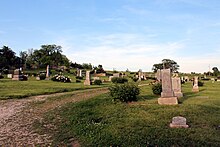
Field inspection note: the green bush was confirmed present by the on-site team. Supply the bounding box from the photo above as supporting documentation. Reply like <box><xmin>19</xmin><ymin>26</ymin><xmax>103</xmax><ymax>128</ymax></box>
<box><xmin>0</xmin><ymin>75</ymin><xmax>4</xmax><ymax>79</ymax></box>
<box><xmin>94</xmin><ymin>79</ymin><xmax>102</xmax><ymax>85</ymax></box>
<box><xmin>76</xmin><ymin>76</ymin><xmax>83</xmax><ymax>80</ymax></box>
<box><xmin>198</xmin><ymin>81</ymin><xmax>204</xmax><ymax>86</ymax></box>
<box><xmin>152</xmin><ymin>82</ymin><xmax>162</xmax><ymax>95</ymax></box>
<box><xmin>111</xmin><ymin>77</ymin><xmax>128</xmax><ymax>84</ymax></box>
<box><xmin>132</xmin><ymin>77</ymin><xmax>139</xmax><ymax>82</ymax></box>
<box><xmin>109</xmin><ymin>83</ymin><xmax>140</xmax><ymax>102</ymax></box>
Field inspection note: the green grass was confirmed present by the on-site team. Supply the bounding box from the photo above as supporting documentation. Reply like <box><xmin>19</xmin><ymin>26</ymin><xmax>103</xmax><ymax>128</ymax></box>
<box><xmin>36</xmin><ymin>80</ymin><xmax>220</xmax><ymax>146</ymax></box>
<box><xmin>0</xmin><ymin>78</ymin><xmax>107</xmax><ymax>99</ymax></box>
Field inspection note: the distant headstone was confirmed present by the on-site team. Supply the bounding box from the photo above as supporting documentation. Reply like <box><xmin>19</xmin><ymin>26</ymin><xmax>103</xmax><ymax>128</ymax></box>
<box><xmin>113</xmin><ymin>73</ymin><xmax>120</xmax><ymax>77</ymax></box>
<box><xmin>138</xmin><ymin>72</ymin><xmax>142</xmax><ymax>81</ymax></box>
<box><xmin>93</xmin><ymin>77</ymin><xmax>100</xmax><ymax>81</ymax></box>
<box><xmin>156</xmin><ymin>69</ymin><xmax>162</xmax><ymax>81</ymax></box>
<box><xmin>12</xmin><ymin>69</ymin><xmax>23</xmax><ymax>81</ymax></box>
<box><xmin>109</xmin><ymin>76</ymin><xmax>114</xmax><ymax>81</ymax></box>
<box><xmin>79</xmin><ymin>69</ymin><xmax>83</xmax><ymax>77</ymax></box>
<box><xmin>192</xmin><ymin>76</ymin><xmax>199</xmax><ymax>92</ymax></box>
<box><xmin>172</xmin><ymin>77</ymin><xmax>183</xmax><ymax>98</ymax></box>
<box><xmin>46</xmin><ymin>65</ymin><xmax>50</xmax><ymax>78</ymax></box>
<box><xmin>170</xmin><ymin>116</ymin><xmax>189</xmax><ymax>128</ymax></box>
<box><xmin>84</xmin><ymin>71</ymin><xmax>91</xmax><ymax>85</ymax></box>
<box><xmin>7</xmin><ymin>74</ymin><xmax>13</xmax><ymax>79</ymax></box>
<box><xmin>158</xmin><ymin>69</ymin><xmax>178</xmax><ymax>105</ymax></box>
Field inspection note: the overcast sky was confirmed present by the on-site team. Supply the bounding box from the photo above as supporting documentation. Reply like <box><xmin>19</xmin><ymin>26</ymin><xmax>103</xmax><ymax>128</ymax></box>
<box><xmin>1</xmin><ymin>0</ymin><xmax>220</xmax><ymax>73</ymax></box>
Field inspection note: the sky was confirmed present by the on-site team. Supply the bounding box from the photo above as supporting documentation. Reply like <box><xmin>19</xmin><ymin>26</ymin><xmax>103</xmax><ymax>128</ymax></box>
<box><xmin>1</xmin><ymin>0</ymin><xmax>220</xmax><ymax>73</ymax></box>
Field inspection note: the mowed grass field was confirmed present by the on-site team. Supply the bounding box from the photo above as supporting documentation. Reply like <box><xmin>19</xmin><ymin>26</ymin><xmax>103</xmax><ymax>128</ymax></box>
<box><xmin>35</xmin><ymin>80</ymin><xmax>220</xmax><ymax>146</ymax></box>
<box><xmin>0</xmin><ymin>77</ymin><xmax>106</xmax><ymax>99</ymax></box>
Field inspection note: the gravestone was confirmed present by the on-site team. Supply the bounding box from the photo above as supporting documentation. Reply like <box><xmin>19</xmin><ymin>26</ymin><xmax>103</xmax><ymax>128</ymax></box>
<box><xmin>46</xmin><ymin>65</ymin><xmax>50</xmax><ymax>78</ymax></box>
<box><xmin>113</xmin><ymin>73</ymin><xmax>120</xmax><ymax>77</ymax></box>
<box><xmin>7</xmin><ymin>74</ymin><xmax>13</xmax><ymax>79</ymax></box>
<box><xmin>158</xmin><ymin>69</ymin><xmax>178</xmax><ymax>105</ymax></box>
<box><xmin>172</xmin><ymin>77</ymin><xmax>183</xmax><ymax>98</ymax></box>
<box><xmin>170</xmin><ymin>116</ymin><xmax>189</xmax><ymax>128</ymax></box>
<box><xmin>192</xmin><ymin>76</ymin><xmax>199</xmax><ymax>92</ymax></box>
<box><xmin>12</xmin><ymin>69</ymin><xmax>23</xmax><ymax>81</ymax></box>
<box><xmin>156</xmin><ymin>69</ymin><xmax>162</xmax><ymax>81</ymax></box>
<box><xmin>138</xmin><ymin>71</ymin><xmax>142</xmax><ymax>81</ymax></box>
<box><xmin>109</xmin><ymin>76</ymin><xmax>114</xmax><ymax>81</ymax></box>
<box><xmin>84</xmin><ymin>71</ymin><xmax>91</xmax><ymax>85</ymax></box>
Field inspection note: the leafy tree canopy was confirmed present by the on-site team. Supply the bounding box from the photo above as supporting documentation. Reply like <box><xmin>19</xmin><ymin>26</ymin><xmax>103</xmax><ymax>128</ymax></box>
<box><xmin>152</xmin><ymin>59</ymin><xmax>179</xmax><ymax>73</ymax></box>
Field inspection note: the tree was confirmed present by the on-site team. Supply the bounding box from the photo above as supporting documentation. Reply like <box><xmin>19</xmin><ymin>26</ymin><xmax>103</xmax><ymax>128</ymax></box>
<box><xmin>0</xmin><ymin>46</ymin><xmax>17</xmax><ymax>69</ymax></box>
<box><xmin>82</xmin><ymin>63</ymin><xmax>92</xmax><ymax>70</ymax></box>
<box><xmin>19</xmin><ymin>51</ymin><xmax>28</xmax><ymax>69</ymax></box>
<box><xmin>152</xmin><ymin>59</ymin><xmax>179</xmax><ymax>73</ymax></box>
<box><xmin>212</xmin><ymin>67</ymin><xmax>219</xmax><ymax>77</ymax></box>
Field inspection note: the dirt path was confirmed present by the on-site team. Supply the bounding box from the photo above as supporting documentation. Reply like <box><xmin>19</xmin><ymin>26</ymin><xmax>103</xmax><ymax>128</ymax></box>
<box><xmin>0</xmin><ymin>88</ymin><xmax>109</xmax><ymax>146</ymax></box>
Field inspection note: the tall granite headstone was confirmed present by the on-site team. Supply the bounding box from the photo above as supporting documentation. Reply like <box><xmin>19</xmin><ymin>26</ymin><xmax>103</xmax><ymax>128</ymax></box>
<box><xmin>156</xmin><ymin>69</ymin><xmax>162</xmax><ymax>81</ymax></box>
<box><xmin>172</xmin><ymin>77</ymin><xmax>183</xmax><ymax>98</ymax></box>
<box><xmin>84</xmin><ymin>71</ymin><xmax>91</xmax><ymax>85</ymax></box>
<box><xmin>158</xmin><ymin>69</ymin><xmax>178</xmax><ymax>105</ymax></box>
<box><xmin>46</xmin><ymin>65</ymin><xmax>50</xmax><ymax>78</ymax></box>
<box><xmin>192</xmin><ymin>76</ymin><xmax>199</xmax><ymax>92</ymax></box>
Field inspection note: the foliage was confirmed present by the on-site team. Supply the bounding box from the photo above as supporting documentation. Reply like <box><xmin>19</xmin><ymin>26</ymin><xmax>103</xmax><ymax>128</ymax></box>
<box><xmin>212</xmin><ymin>67</ymin><xmax>219</xmax><ymax>77</ymax></box>
<box><xmin>93</xmin><ymin>79</ymin><xmax>102</xmax><ymax>85</ymax></box>
<box><xmin>21</xmin><ymin>75</ymin><xmax>28</xmax><ymax>81</ymax></box>
<box><xmin>198</xmin><ymin>81</ymin><xmax>204</xmax><ymax>86</ymax></box>
<box><xmin>152</xmin><ymin>82</ymin><xmax>162</xmax><ymax>95</ymax></box>
<box><xmin>0</xmin><ymin>46</ymin><xmax>21</xmax><ymax>69</ymax></box>
<box><xmin>152</xmin><ymin>59</ymin><xmax>179</xmax><ymax>72</ymax></box>
<box><xmin>82</xmin><ymin>63</ymin><xmax>92</xmax><ymax>70</ymax></box>
<box><xmin>51</xmin><ymin>74</ymin><xmax>71</xmax><ymax>83</ymax></box>
<box><xmin>76</xmin><ymin>76</ymin><xmax>83</xmax><ymax>80</ymax></box>
<box><xmin>39</xmin><ymin>74</ymin><xmax>46</xmax><ymax>80</ymax></box>
<box><xmin>111</xmin><ymin>77</ymin><xmax>128</xmax><ymax>84</ymax></box>
<box><xmin>131</xmin><ymin>77</ymin><xmax>139</xmax><ymax>82</ymax></box>
<box><xmin>93</xmin><ymin>64</ymin><xmax>105</xmax><ymax>73</ymax></box>
<box><xmin>109</xmin><ymin>83</ymin><xmax>140</xmax><ymax>102</ymax></box>
<box><xmin>0</xmin><ymin>75</ymin><xmax>4</xmax><ymax>79</ymax></box>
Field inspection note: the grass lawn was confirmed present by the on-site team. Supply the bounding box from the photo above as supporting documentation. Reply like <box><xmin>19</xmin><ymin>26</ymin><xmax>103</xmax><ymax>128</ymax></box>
<box><xmin>0</xmin><ymin>77</ymin><xmax>108</xmax><ymax>99</ymax></box>
<box><xmin>35</xmin><ymin>80</ymin><xmax>220</xmax><ymax>146</ymax></box>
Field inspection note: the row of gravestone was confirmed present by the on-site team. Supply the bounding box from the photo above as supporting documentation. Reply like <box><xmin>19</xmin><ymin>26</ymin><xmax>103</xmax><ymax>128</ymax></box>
<box><xmin>158</xmin><ymin>69</ymin><xmax>199</xmax><ymax>105</ymax></box>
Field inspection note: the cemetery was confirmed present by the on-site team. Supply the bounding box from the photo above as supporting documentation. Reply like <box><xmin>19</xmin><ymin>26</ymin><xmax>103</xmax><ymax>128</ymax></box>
<box><xmin>0</xmin><ymin>55</ymin><xmax>220</xmax><ymax>146</ymax></box>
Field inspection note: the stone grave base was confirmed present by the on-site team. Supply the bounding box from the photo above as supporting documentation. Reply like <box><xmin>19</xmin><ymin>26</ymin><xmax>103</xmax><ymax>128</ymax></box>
<box><xmin>12</xmin><ymin>75</ymin><xmax>23</xmax><ymax>81</ymax></box>
<box><xmin>84</xmin><ymin>80</ymin><xmax>91</xmax><ymax>85</ymax></box>
<box><xmin>192</xmin><ymin>88</ymin><xmax>199</xmax><ymax>92</ymax></box>
<box><xmin>158</xmin><ymin>97</ymin><xmax>178</xmax><ymax>105</ymax></box>
<box><xmin>174</xmin><ymin>92</ymin><xmax>183</xmax><ymax>98</ymax></box>
<box><xmin>169</xmin><ymin>123</ymin><xmax>189</xmax><ymax>128</ymax></box>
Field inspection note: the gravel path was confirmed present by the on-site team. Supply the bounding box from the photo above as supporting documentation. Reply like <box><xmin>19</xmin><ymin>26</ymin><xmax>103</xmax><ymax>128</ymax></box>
<box><xmin>0</xmin><ymin>88</ymin><xmax>108</xmax><ymax>146</ymax></box>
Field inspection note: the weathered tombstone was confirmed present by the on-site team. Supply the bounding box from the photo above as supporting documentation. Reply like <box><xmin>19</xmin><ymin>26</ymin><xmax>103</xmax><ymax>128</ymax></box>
<box><xmin>93</xmin><ymin>77</ymin><xmax>100</xmax><ymax>81</ymax></box>
<box><xmin>158</xmin><ymin>69</ymin><xmax>178</xmax><ymax>105</ymax></box>
<box><xmin>192</xmin><ymin>76</ymin><xmax>199</xmax><ymax>92</ymax></box>
<box><xmin>7</xmin><ymin>74</ymin><xmax>13</xmax><ymax>79</ymax></box>
<box><xmin>172</xmin><ymin>77</ymin><xmax>183</xmax><ymax>98</ymax></box>
<box><xmin>12</xmin><ymin>69</ymin><xmax>23</xmax><ymax>81</ymax></box>
<box><xmin>46</xmin><ymin>65</ymin><xmax>50</xmax><ymax>78</ymax></box>
<box><xmin>211</xmin><ymin>78</ymin><xmax>215</xmax><ymax>83</ymax></box>
<box><xmin>156</xmin><ymin>69</ymin><xmax>162</xmax><ymax>81</ymax></box>
<box><xmin>170</xmin><ymin>116</ymin><xmax>189</xmax><ymax>128</ymax></box>
<box><xmin>109</xmin><ymin>76</ymin><xmax>114</xmax><ymax>81</ymax></box>
<box><xmin>113</xmin><ymin>73</ymin><xmax>120</xmax><ymax>77</ymax></box>
<box><xmin>84</xmin><ymin>71</ymin><xmax>91</xmax><ymax>85</ymax></box>
<box><xmin>79</xmin><ymin>69</ymin><xmax>83</xmax><ymax>77</ymax></box>
<box><xmin>138</xmin><ymin>72</ymin><xmax>142</xmax><ymax>81</ymax></box>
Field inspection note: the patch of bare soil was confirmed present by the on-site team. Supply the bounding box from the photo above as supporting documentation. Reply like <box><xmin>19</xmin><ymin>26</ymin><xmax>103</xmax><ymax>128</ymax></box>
<box><xmin>0</xmin><ymin>88</ymin><xmax>108</xmax><ymax>146</ymax></box>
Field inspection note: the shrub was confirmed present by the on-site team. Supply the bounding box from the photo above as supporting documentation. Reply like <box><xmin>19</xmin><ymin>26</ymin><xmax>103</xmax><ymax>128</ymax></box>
<box><xmin>39</xmin><ymin>74</ymin><xmax>46</xmax><ymax>80</ymax></box>
<box><xmin>109</xmin><ymin>83</ymin><xmax>140</xmax><ymax>102</ymax></box>
<box><xmin>51</xmin><ymin>74</ymin><xmax>71</xmax><ymax>83</ymax></box>
<box><xmin>76</xmin><ymin>76</ymin><xmax>83</xmax><ymax>80</ymax></box>
<box><xmin>152</xmin><ymin>82</ymin><xmax>162</xmax><ymax>95</ymax></box>
<box><xmin>132</xmin><ymin>77</ymin><xmax>139</xmax><ymax>82</ymax></box>
<box><xmin>198</xmin><ymin>81</ymin><xmax>204</xmax><ymax>86</ymax></box>
<box><xmin>21</xmin><ymin>75</ymin><xmax>28</xmax><ymax>81</ymax></box>
<box><xmin>111</xmin><ymin>77</ymin><xmax>128</xmax><ymax>84</ymax></box>
<box><xmin>94</xmin><ymin>79</ymin><xmax>102</xmax><ymax>85</ymax></box>
<box><xmin>0</xmin><ymin>75</ymin><xmax>4</xmax><ymax>79</ymax></box>
<box><xmin>76</xmin><ymin>79</ymin><xmax>81</xmax><ymax>83</ymax></box>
